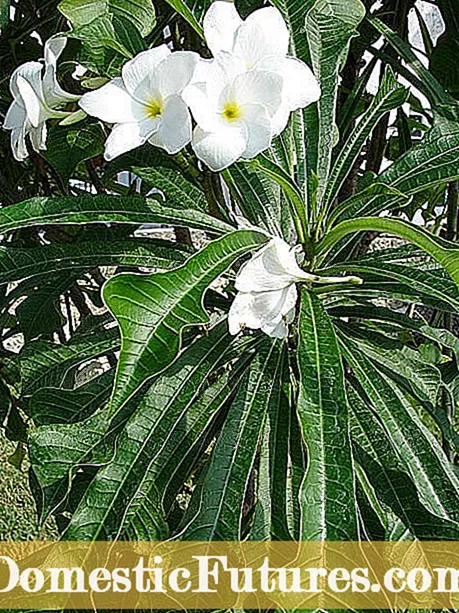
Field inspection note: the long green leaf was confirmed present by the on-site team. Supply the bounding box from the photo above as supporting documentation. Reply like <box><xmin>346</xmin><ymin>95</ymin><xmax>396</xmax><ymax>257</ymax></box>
<box><xmin>0</xmin><ymin>195</ymin><xmax>233</xmax><ymax>236</ymax></box>
<box><xmin>297</xmin><ymin>290</ymin><xmax>358</xmax><ymax>540</ymax></box>
<box><xmin>317</xmin><ymin>215</ymin><xmax>459</xmax><ymax>290</ymax></box>
<box><xmin>63</xmin><ymin>323</ymin><xmax>241</xmax><ymax>540</ymax></box>
<box><xmin>19</xmin><ymin>328</ymin><xmax>119</xmax><ymax>396</ymax></box>
<box><xmin>349</xmin><ymin>386</ymin><xmax>459</xmax><ymax>540</ymax></box>
<box><xmin>104</xmin><ymin>230</ymin><xmax>267</xmax><ymax>415</ymax></box>
<box><xmin>0</xmin><ymin>239</ymin><xmax>188</xmax><ymax>285</ymax></box>
<box><xmin>304</xmin><ymin>0</ymin><xmax>366</xmax><ymax>205</ymax></box>
<box><xmin>341</xmin><ymin>340</ymin><xmax>459</xmax><ymax>523</ymax></box>
<box><xmin>323</xmin><ymin>67</ymin><xmax>408</xmax><ymax>211</ymax></box>
<box><xmin>178</xmin><ymin>339</ymin><xmax>283</xmax><ymax>540</ymax></box>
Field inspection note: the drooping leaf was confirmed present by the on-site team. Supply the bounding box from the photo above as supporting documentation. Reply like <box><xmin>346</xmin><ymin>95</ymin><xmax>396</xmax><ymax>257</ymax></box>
<box><xmin>0</xmin><ymin>239</ymin><xmax>188</xmax><ymax>286</ymax></box>
<box><xmin>0</xmin><ymin>195</ymin><xmax>233</xmax><ymax>236</ymax></box>
<box><xmin>19</xmin><ymin>327</ymin><xmax>119</xmax><ymax>396</ymax></box>
<box><xmin>29</xmin><ymin>369</ymin><xmax>114</xmax><ymax>426</ymax></box>
<box><xmin>317</xmin><ymin>215</ymin><xmax>459</xmax><ymax>291</ymax></box>
<box><xmin>103</xmin><ymin>230</ymin><xmax>267</xmax><ymax>415</ymax></box>
<box><xmin>297</xmin><ymin>289</ymin><xmax>358</xmax><ymax>540</ymax></box>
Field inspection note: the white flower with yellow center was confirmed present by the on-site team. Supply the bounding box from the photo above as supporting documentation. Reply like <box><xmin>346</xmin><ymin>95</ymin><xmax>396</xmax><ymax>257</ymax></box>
<box><xmin>3</xmin><ymin>37</ymin><xmax>79</xmax><ymax>161</ymax></box>
<box><xmin>184</xmin><ymin>54</ymin><xmax>283</xmax><ymax>171</ymax></box>
<box><xmin>202</xmin><ymin>1</ymin><xmax>321</xmax><ymax>136</ymax></box>
<box><xmin>229</xmin><ymin>236</ymin><xmax>362</xmax><ymax>339</ymax></box>
<box><xmin>79</xmin><ymin>45</ymin><xmax>199</xmax><ymax>160</ymax></box>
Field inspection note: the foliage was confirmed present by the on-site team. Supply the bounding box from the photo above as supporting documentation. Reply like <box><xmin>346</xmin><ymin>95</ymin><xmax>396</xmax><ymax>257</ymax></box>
<box><xmin>1</xmin><ymin>0</ymin><xmax>459</xmax><ymax>589</ymax></box>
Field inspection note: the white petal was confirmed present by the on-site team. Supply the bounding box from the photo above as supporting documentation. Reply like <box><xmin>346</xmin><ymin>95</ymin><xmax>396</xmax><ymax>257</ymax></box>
<box><xmin>233</xmin><ymin>70</ymin><xmax>282</xmax><ymax>117</ymax></box>
<box><xmin>79</xmin><ymin>78</ymin><xmax>146</xmax><ymax>124</ymax></box>
<box><xmin>122</xmin><ymin>45</ymin><xmax>171</xmax><ymax>102</ymax></box>
<box><xmin>43</xmin><ymin>37</ymin><xmax>80</xmax><ymax>107</ymax></box>
<box><xmin>149</xmin><ymin>95</ymin><xmax>191</xmax><ymax>154</ymax></box>
<box><xmin>10</xmin><ymin>126</ymin><xmax>29</xmax><ymax>161</ymax></box>
<box><xmin>240</xmin><ymin>103</ymin><xmax>272</xmax><ymax>159</ymax></box>
<box><xmin>183</xmin><ymin>82</ymin><xmax>220</xmax><ymax>132</ymax></box>
<box><xmin>270</xmin><ymin>104</ymin><xmax>291</xmax><ymax>137</ymax></box>
<box><xmin>157</xmin><ymin>52</ymin><xmax>199</xmax><ymax>98</ymax></box>
<box><xmin>192</xmin><ymin>124</ymin><xmax>247</xmax><ymax>172</ymax></box>
<box><xmin>3</xmin><ymin>100</ymin><xmax>26</xmax><ymax>130</ymax></box>
<box><xmin>17</xmin><ymin>75</ymin><xmax>42</xmax><ymax>127</ymax></box>
<box><xmin>10</xmin><ymin>62</ymin><xmax>43</xmax><ymax>101</ymax></box>
<box><xmin>257</xmin><ymin>55</ymin><xmax>320</xmax><ymax>111</ymax></box>
<box><xmin>203</xmin><ymin>1</ymin><xmax>242</xmax><ymax>56</ymax></box>
<box><xmin>44</xmin><ymin>36</ymin><xmax>67</xmax><ymax>66</ymax></box>
<box><xmin>228</xmin><ymin>284</ymin><xmax>297</xmax><ymax>337</ymax></box>
<box><xmin>235</xmin><ymin>7</ymin><xmax>289</xmax><ymax>66</ymax></box>
<box><xmin>235</xmin><ymin>237</ymin><xmax>306</xmax><ymax>292</ymax></box>
<box><xmin>192</xmin><ymin>52</ymin><xmax>243</xmax><ymax>105</ymax></box>
<box><xmin>29</xmin><ymin>122</ymin><xmax>47</xmax><ymax>152</ymax></box>
<box><xmin>104</xmin><ymin>119</ymin><xmax>160</xmax><ymax>161</ymax></box>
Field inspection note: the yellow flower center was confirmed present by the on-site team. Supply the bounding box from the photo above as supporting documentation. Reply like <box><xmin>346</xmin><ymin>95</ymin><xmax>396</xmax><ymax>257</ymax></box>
<box><xmin>145</xmin><ymin>98</ymin><xmax>164</xmax><ymax>119</ymax></box>
<box><xmin>222</xmin><ymin>102</ymin><xmax>243</xmax><ymax>122</ymax></box>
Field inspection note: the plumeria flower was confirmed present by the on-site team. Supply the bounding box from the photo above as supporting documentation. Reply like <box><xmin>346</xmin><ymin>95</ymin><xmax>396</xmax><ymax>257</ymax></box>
<box><xmin>184</xmin><ymin>54</ymin><xmax>283</xmax><ymax>171</ymax></box>
<box><xmin>3</xmin><ymin>37</ymin><xmax>79</xmax><ymax>161</ymax></box>
<box><xmin>202</xmin><ymin>1</ymin><xmax>321</xmax><ymax>136</ymax></box>
<box><xmin>79</xmin><ymin>46</ymin><xmax>199</xmax><ymax>161</ymax></box>
<box><xmin>229</xmin><ymin>236</ymin><xmax>362</xmax><ymax>339</ymax></box>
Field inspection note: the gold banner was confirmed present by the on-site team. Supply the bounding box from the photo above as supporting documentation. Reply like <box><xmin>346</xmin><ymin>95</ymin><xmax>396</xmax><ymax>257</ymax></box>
<box><xmin>2</xmin><ymin>541</ymin><xmax>459</xmax><ymax>609</ymax></box>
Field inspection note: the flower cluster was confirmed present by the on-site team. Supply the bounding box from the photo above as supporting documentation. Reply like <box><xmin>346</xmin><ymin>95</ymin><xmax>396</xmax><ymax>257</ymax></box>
<box><xmin>3</xmin><ymin>1</ymin><xmax>319</xmax><ymax>169</ymax></box>
<box><xmin>79</xmin><ymin>1</ymin><xmax>320</xmax><ymax>170</ymax></box>
<box><xmin>3</xmin><ymin>37</ymin><xmax>79</xmax><ymax>161</ymax></box>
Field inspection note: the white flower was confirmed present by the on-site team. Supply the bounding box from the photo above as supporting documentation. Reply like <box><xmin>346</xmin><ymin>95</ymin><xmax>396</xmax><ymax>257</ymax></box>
<box><xmin>202</xmin><ymin>1</ymin><xmax>321</xmax><ymax>136</ymax></box>
<box><xmin>3</xmin><ymin>37</ymin><xmax>79</xmax><ymax>161</ymax></box>
<box><xmin>184</xmin><ymin>53</ymin><xmax>283</xmax><ymax>171</ymax></box>
<box><xmin>228</xmin><ymin>237</ymin><xmax>311</xmax><ymax>339</ymax></box>
<box><xmin>79</xmin><ymin>45</ymin><xmax>199</xmax><ymax>161</ymax></box>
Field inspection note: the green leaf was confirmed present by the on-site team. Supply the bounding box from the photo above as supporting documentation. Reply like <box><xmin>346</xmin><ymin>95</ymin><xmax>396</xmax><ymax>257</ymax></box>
<box><xmin>63</xmin><ymin>323</ymin><xmax>240</xmax><ymax>540</ymax></box>
<box><xmin>377</xmin><ymin>115</ymin><xmax>459</xmax><ymax>196</ymax></box>
<box><xmin>0</xmin><ymin>194</ymin><xmax>233</xmax><ymax>236</ymax></box>
<box><xmin>133</xmin><ymin>165</ymin><xmax>207</xmax><ymax>212</ymax></box>
<box><xmin>104</xmin><ymin>230</ymin><xmax>267</xmax><ymax>415</ymax></box>
<box><xmin>368</xmin><ymin>14</ymin><xmax>453</xmax><ymax>107</ymax></box>
<box><xmin>349</xmin><ymin>386</ymin><xmax>459</xmax><ymax>540</ymax></box>
<box><xmin>178</xmin><ymin>339</ymin><xmax>283</xmax><ymax>540</ymax></box>
<box><xmin>341</xmin><ymin>341</ymin><xmax>459</xmax><ymax>524</ymax></box>
<box><xmin>0</xmin><ymin>239</ymin><xmax>188</xmax><ymax>286</ymax></box>
<box><xmin>58</xmin><ymin>0</ymin><xmax>155</xmax><ymax>37</ymax></box>
<box><xmin>296</xmin><ymin>290</ymin><xmax>358</xmax><ymax>540</ymax></box>
<box><xmin>0</xmin><ymin>0</ymin><xmax>9</xmax><ymax>28</ymax></box>
<box><xmin>161</xmin><ymin>0</ymin><xmax>203</xmax><ymax>37</ymax></box>
<box><xmin>29</xmin><ymin>370</ymin><xmax>114</xmax><ymax>426</ymax></box>
<box><xmin>324</xmin><ymin>259</ymin><xmax>459</xmax><ymax>313</ymax></box>
<box><xmin>317</xmin><ymin>215</ymin><xmax>459</xmax><ymax>291</ymax></box>
<box><xmin>43</xmin><ymin>124</ymin><xmax>105</xmax><ymax>184</ymax></box>
<box><xmin>251</xmin><ymin>345</ymin><xmax>293</xmax><ymax>541</ymax></box>
<box><xmin>323</xmin><ymin>67</ymin><xmax>408</xmax><ymax>211</ymax></box>
<box><xmin>16</xmin><ymin>275</ymin><xmax>76</xmax><ymax>341</ymax></box>
<box><xmin>304</xmin><ymin>0</ymin><xmax>366</xmax><ymax>204</ymax></box>
<box><xmin>19</xmin><ymin>328</ymin><xmax>119</xmax><ymax>396</ymax></box>
<box><xmin>223</xmin><ymin>164</ymin><xmax>285</xmax><ymax>238</ymax></box>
